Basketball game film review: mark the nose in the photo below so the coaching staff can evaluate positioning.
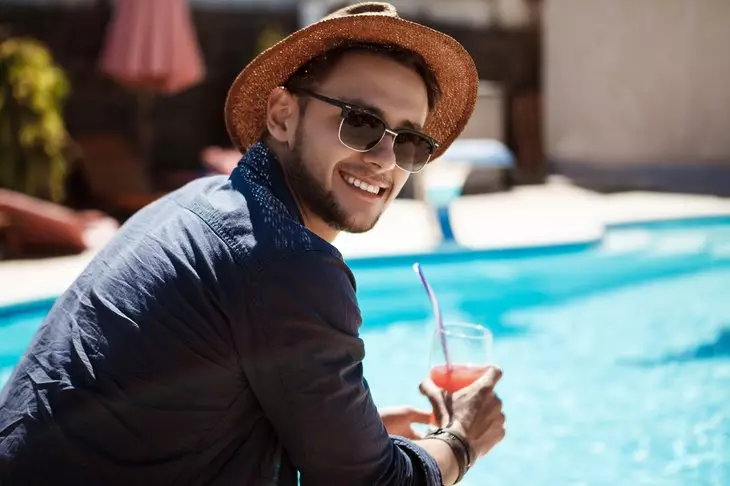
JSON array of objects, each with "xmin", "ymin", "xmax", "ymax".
[{"xmin": 362, "ymin": 130, "xmax": 398, "ymax": 171}]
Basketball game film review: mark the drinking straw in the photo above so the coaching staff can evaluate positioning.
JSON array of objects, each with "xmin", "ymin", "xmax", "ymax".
[{"xmin": 413, "ymin": 262, "xmax": 451, "ymax": 369}]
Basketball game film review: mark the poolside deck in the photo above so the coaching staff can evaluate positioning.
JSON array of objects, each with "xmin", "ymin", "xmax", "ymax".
[
  {"xmin": 449, "ymin": 177, "xmax": 730, "ymax": 250},
  {"xmin": 2, "ymin": 176, "xmax": 730, "ymax": 307}
]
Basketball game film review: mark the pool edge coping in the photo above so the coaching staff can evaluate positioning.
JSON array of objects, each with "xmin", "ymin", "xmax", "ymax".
[{"xmin": 2, "ymin": 214, "xmax": 730, "ymax": 311}]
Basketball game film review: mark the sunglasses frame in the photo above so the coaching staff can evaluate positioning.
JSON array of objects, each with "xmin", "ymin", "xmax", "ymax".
[{"xmin": 296, "ymin": 89, "xmax": 439, "ymax": 173}]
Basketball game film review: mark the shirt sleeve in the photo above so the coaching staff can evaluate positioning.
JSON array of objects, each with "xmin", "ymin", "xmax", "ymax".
[{"xmin": 236, "ymin": 250, "xmax": 443, "ymax": 486}]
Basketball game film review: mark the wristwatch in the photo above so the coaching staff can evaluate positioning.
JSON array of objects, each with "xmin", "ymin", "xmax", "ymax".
[{"xmin": 424, "ymin": 427, "xmax": 474, "ymax": 484}]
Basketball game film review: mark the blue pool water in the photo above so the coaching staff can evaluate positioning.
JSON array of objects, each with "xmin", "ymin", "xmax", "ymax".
[{"xmin": 2, "ymin": 217, "xmax": 730, "ymax": 485}]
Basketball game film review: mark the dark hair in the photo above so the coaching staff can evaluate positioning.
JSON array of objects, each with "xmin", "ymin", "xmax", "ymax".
[{"xmin": 285, "ymin": 41, "xmax": 441, "ymax": 112}]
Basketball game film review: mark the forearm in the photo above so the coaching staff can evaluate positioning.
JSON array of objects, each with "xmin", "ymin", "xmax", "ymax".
[
  {"xmin": 245, "ymin": 253, "xmax": 447, "ymax": 485},
  {"xmin": 414, "ymin": 439, "xmax": 460, "ymax": 486}
]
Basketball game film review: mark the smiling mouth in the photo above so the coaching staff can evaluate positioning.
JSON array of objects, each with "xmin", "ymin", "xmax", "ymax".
[{"xmin": 341, "ymin": 173, "xmax": 387, "ymax": 197}]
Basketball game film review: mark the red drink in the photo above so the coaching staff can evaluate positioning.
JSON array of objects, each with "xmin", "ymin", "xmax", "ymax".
[{"xmin": 430, "ymin": 363, "xmax": 488, "ymax": 393}]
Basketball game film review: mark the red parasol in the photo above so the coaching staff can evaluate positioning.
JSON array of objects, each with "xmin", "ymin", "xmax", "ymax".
[
  {"xmin": 99, "ymin": 0, "xmax": 205, "ymax": 94},
  {"xmin": 98, "ymin": 0, "xmax": 205, "ymax": 172}
]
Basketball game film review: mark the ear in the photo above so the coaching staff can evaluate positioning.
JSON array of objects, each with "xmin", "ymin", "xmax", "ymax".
[{"xmin": 265, "ymin": 87, "xmax": 299, "ymax": 146}]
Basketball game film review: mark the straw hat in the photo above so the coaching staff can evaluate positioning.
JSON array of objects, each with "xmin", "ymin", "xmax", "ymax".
[{"xmin": 224, "ymin": 2, "xmax": 478, "ymax": 160}]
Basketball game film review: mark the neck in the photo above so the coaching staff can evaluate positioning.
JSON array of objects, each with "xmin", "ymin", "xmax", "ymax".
[
  {"xmin": 301, "ymin": 214, "xmax": 339, "ymax": 243},
  {"xmin": 266, "ymin": 140, "xmax": 341, "ymax": 243}
]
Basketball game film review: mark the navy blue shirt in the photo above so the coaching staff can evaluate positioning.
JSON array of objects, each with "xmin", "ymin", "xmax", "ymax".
[{"xmin": 0, "ymin": 142, "xmax": 443, "ymax": 485}]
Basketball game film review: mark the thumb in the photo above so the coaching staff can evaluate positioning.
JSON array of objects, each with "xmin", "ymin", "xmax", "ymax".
[{"xmin": 419, "ymin": 379, "xmax": 449, "ymax": 425}]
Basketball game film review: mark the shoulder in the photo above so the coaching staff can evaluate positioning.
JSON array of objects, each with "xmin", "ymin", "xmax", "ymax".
[
  {"xmin": 245, "ymin": 248, "xmax": 362, "ymax": 336},
  {"xmin": 175, "ymin": 173, "xmax": 345, "ymax": 272},
  {"xmin": 251, "ymin": 248, "xmax": 355, "ymax": 288}
]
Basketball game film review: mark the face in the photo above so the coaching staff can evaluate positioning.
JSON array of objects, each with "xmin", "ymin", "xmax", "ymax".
[{"xmin": 271, "ymin": 51, "xmax": 430, "ymax": 235}]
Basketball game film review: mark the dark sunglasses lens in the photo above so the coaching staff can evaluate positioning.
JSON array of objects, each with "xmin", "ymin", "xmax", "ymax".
[
  {"xmin": 340, "ymin": 111, "xmax": 385, "ymax": 150},
  {"xmin": 393, "ymin": 132, "xmax": 434, "ymax": 172}
]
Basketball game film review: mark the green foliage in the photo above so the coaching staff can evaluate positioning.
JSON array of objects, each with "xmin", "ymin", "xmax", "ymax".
[{"xmin": 0, "ymin": 37, "xmax": 71, "ymax": 203}]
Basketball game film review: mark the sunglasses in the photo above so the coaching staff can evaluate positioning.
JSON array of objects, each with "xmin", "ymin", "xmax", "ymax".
[{"xmin": 296, "ymin": 90, "xmax": 439, "ymax": 173}]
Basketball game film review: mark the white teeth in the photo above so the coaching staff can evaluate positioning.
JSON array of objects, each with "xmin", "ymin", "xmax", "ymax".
[{"xmin": 344, "ymin": 175, "xmax": 381, "ymax": 195}]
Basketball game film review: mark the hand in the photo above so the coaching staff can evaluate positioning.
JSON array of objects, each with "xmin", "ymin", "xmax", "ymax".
[
  {"xmin": 379, "ymin": 405, "xmax": 432, "ymax": 440},
  {"xmin": 419, "ymin": 365, "xmax": 506, "ymax": 458},
  {"xmin": 418, "ymin": 379, "xmax": 452, "ymax": 428}
]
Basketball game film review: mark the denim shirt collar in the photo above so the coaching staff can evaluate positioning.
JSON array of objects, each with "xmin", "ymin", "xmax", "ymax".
[{"xmin": 229, "ymin": 141, "xmax": 304, "ymax": 225}]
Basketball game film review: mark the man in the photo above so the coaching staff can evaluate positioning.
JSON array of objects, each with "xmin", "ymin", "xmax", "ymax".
[{"xmin": 0, "ymin": 3, "xmax": 505, "ymax": 485}]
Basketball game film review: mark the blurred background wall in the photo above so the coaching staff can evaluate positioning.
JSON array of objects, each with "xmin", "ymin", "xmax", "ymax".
[
  {"xmin": 544, "ymin": 0, "xmax": 730, "ymax": 194},
  {"xmin": 5, "ymin": 0, "xmax": 728, "ymax": 200}
]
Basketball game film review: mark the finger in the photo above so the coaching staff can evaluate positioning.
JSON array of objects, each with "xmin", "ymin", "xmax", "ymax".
[
  {"xmin": 419, "ymin": 380, "xmax": 447, "ymax": 412},
  {"xmin": 475, "ymin": 365, "xmax": 503, "ymax": 388},
  {"xmin": 405, "ymin": 408, "xmax": 433, "ymax": 424},
  {"xmin": 420, "ymin": 379, "xmax": 453, "ymax": 407},
  {"xmin": 397, "ymin": 429, "xmax": 420, "ymax": 440},
  {"xmin": 484, "ymin": 400, "xmax": 504, "ymax": 423},
  {"xmin": 419, "ymin": 378, "xmax": 441, "ymax": 398},
  {"xmin": 419, "ymin": 380, "xmax": 450, "ymax": 425},
  {"xmin": 408, "ymin": 426, "xmax": 425, "ymax": 440},
  {"xmin": 397, "ymin": 405, "xmax": 432, "ymax": 421}
]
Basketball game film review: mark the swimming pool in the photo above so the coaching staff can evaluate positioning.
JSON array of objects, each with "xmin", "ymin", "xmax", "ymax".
[{"xmin": 2, "ymin": 217, "xmax": 730, "ymax": 485}]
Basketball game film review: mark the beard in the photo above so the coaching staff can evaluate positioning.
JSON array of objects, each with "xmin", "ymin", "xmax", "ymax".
[{"xmin": 282, "ymin": 127, "xmax": 381, "ymax": 234}]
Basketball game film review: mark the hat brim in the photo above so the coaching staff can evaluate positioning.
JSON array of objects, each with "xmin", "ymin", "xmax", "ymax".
[{"xmin": 224, "ymin": 14, "xmax": 478, "ymax": 161}]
